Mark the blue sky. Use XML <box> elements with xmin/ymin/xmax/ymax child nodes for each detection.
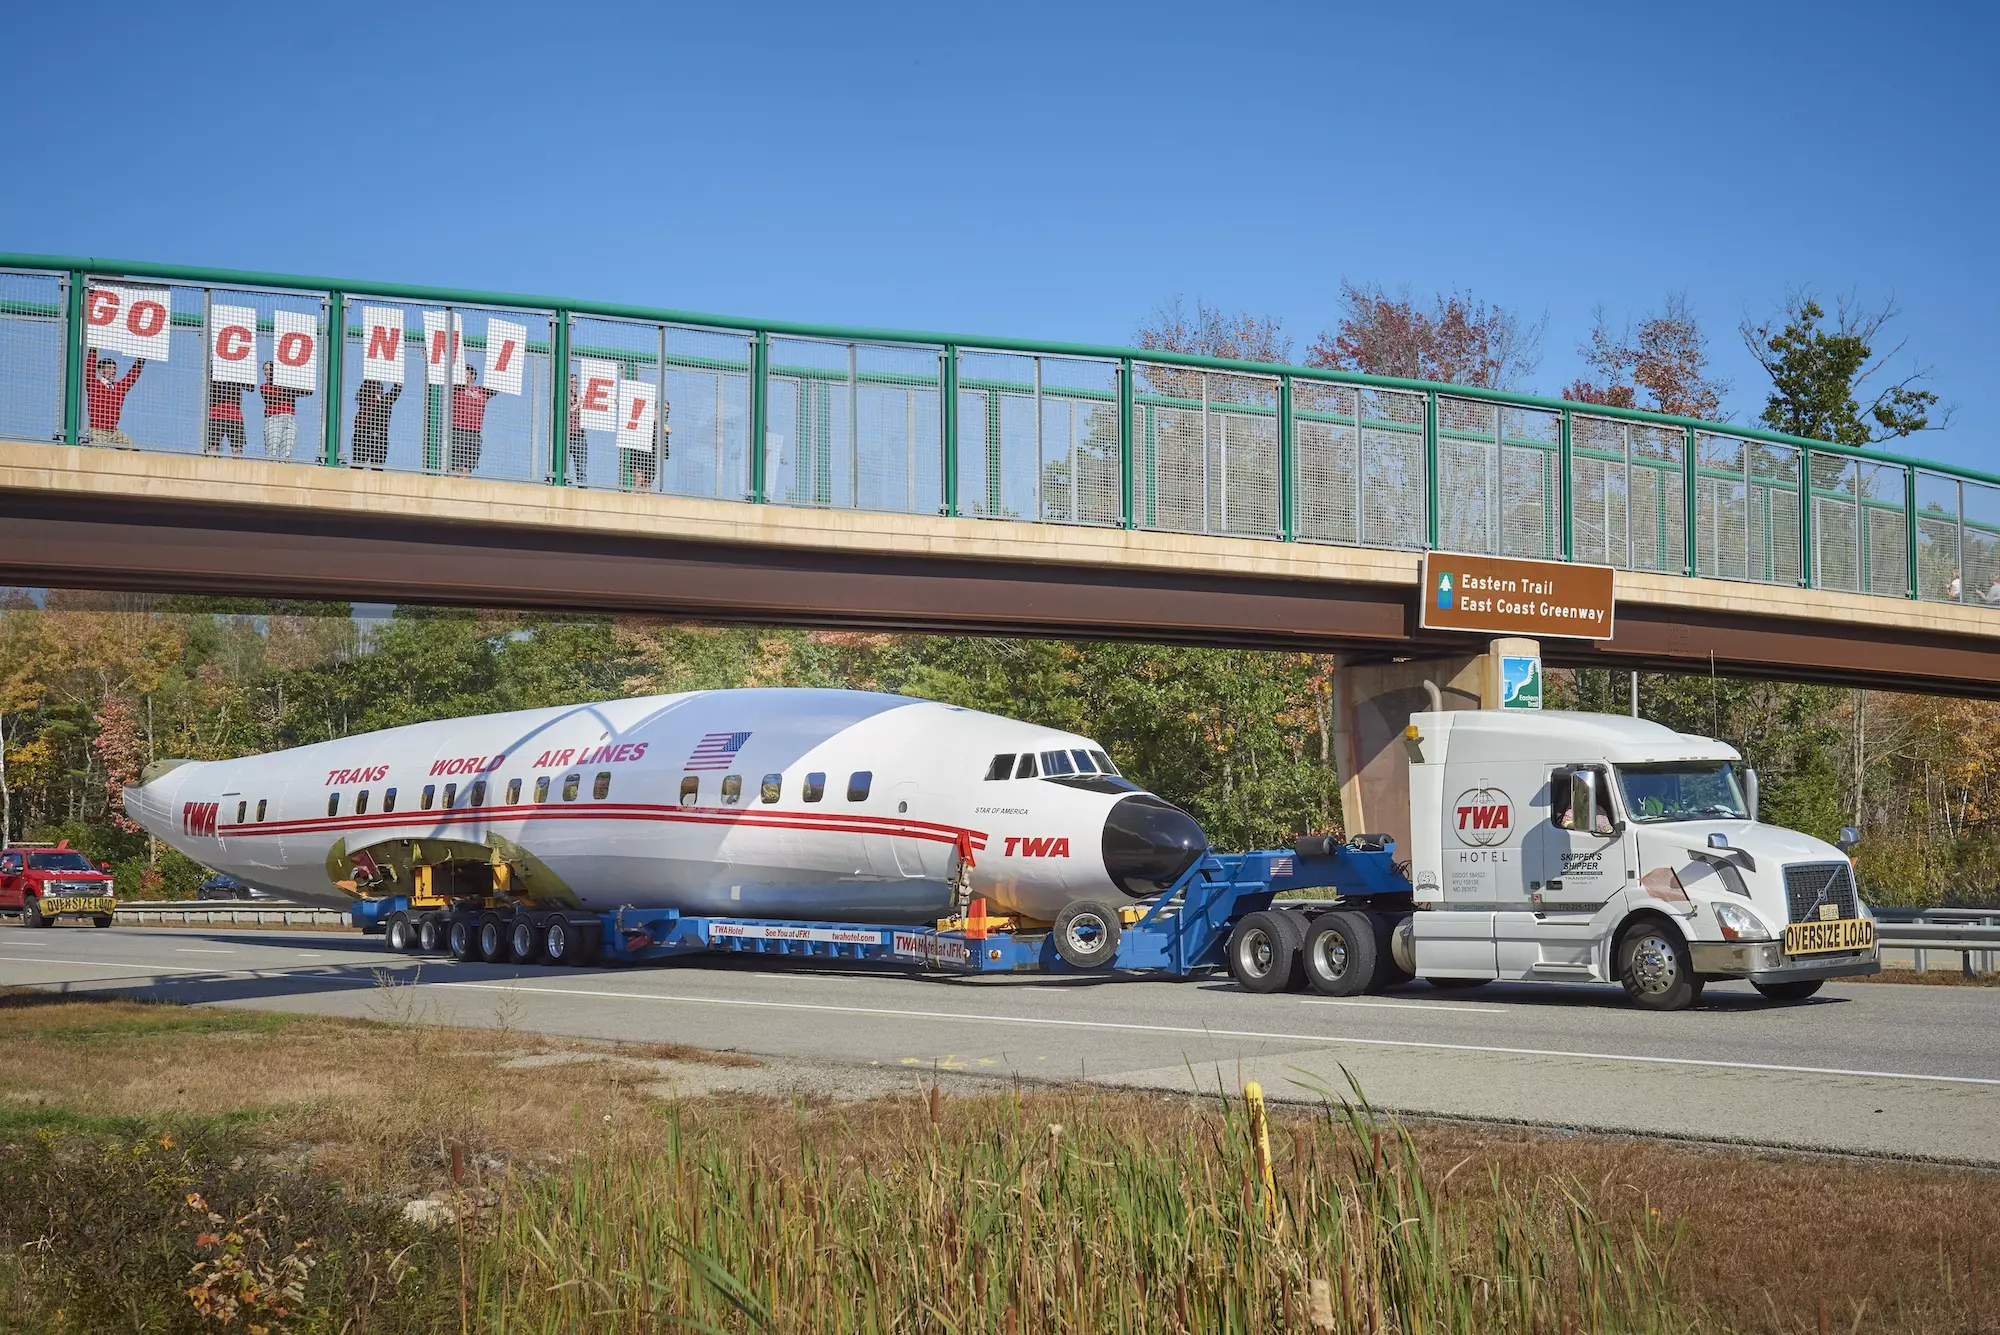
<box><xmin>2</xmin><ymin>1</ymin><xmax>1993</xmax><ymax>471</ymax></box>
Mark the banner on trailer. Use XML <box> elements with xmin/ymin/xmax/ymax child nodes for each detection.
<box><xmin>85</xmin><ymin>283</ymin><xmax>174</xmax><ymax>361</ymax></box>
<box><xmin>360</xmin><ymin>306</ymin><xmax>405</xmax><ymax>384</ymax></box>
<box><xmin>422</xmin><ymin>310</ymin><xmax>467</xmax><ymax>386</ymax></box>
<box><xmin>483</xmin><ymin>317</ymin><xmax>526</xmax><ymax>396</ymax></box>
<box><xmin>209</xmin><ymin>304</ymin><xmax>258</xmax><ymax>384</ymax></box>
<box><xmin>271</xmin><ymin>309</ymin><xmax>318</xmax><ymax>390</ymax></box>
<box><xmin>615</xmin><ymin>377</ymin><xmax>656</xmax><ymax>451</ymax></box>
<box><xmin>575</xmin><ymin>357</ymin><xmax>619</xmax><ymax>432</ymax></box>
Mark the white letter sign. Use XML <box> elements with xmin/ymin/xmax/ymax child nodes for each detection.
<box><xmin>423</xmin><ymin>310</ymin><xmax>466</xmax><ymax>386</ymax></box>
<box><xmin>576</xmin><ymin>357</ymin><xmax>619</xmax><ymax>431</ymax></box>
<box><xmin>482</xmin><ymin>317</ymin><xmax>525</xmax><ymax>396</ymax></box>
<box><xmin>85</xmin><ymin>283</ymin><xmax>174</xmax><ymax>361</ymax></box>
<box><xmin>361</xmin><ymin>306</ymin><xmax>405</xmax><ymax>384</ymax></box>
<box><xmin>209</xmin><ymin>304</ymin><xmax>258</xmax><ymax>384</ymax></box>
<box><xmin>615</xmin><ymin>378</ymin><xmax>656</xmax><ymax>452</ymax></box>
<box><xmin>271</xmin><ymin>309</ymin><xmax>318</xmax><ymax>390</ymax></box>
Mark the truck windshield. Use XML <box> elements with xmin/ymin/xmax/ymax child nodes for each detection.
<box><xmin>26</xmin><ymin>852</ymin><xmax>94</xmax><ymax>871</ymax></box>
<box><xmin>1616</xmin><ymin>762</ymin><xmax>1748</xmax><ymax>823</ymax></box>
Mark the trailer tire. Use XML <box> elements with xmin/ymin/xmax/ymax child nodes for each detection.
<box><xmin>1227</xmin><ymin>911</ymin><xmax>1304</xmax><ymax>993</ymax></box>
<box><xmin>1616</xmin><ymin>918</ymin><xmax>1703</xmax><ymax>1012</ymax></box>
<box><xmin>563</xmin><ymin>920</ymin><xmax>599</xmax><ymax>967</ymax></box>
<box><xmin>385</xmin><ymin>912</ymin><xmax>415</xmax><ymax>952</ymax></box>
<box><xmin>476</xmin><ymin>912</ymin><xmax>508</xmax><ymax>964</ymax></box>
<box><xmin>445</xmin><ymin>915</ymin><xmax>474</xmax><ymax>961</ymax></box>
<box><xmin>1052</xmin><ymin>900</ymin><xmax>1123</xmax><ymax>970</ymax></box>
<box><xmin>542</xmin><ymin>917</ymin><xmax>581</xmax><ymax>966</ymax></box>
<box><xmin>417</xmin><ymin>914</ymin><xmax>442</xmax><ymax>954</ymax></box>
<box><xmin>92</xmin><ymin>914</ymin><xmax>113</xmax><ymax>929</ymax></box>
<box><xmin>1752</xmin><ymin>979</ymin><xmax>1823</xmax><ymax>1004</ymax></box>
<box><xmin>1371</xmin><ymin>915</ymin><xmax>1414</xmax><ymax>990</ymax></box>
<box><xmin>507</xmin><ymin>915</ymin><xmax>541</xmax><ymax>965</ymax></box>
<box><xmin>1301</xmin><ymin>911</ymin><xmax>1378</xmax><ymax>997</ymax></box>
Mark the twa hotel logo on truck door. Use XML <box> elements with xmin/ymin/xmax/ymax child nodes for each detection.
<box><xmin>1453</xmin><ymin>788</ymin><xmax>1513</xmax><ymax>847</ymax></box>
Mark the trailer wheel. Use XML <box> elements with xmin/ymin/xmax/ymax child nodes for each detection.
<box><xmin>1227</xmin><ymin>911</ymin><xmax>1304</xmax><ymax>993</ymax></box>
<box><xmin>417</xmin><ymin>914</ymin><xmax>442</xmax><ymax>954</ymax></box>
<box><xmin>91</xmin><ymin>914</ymin><xmax>113</xmax><ymax>929</ymax></box>
<box><xmin>507</xmin><ymin>915</ymin><xmax>541</xmax><ymax>965</ymax></box>
<box><xmin>1616</xmin><ymin>919</ymin><xmax>1703</xmax><ymax>1012</ymax></box>
<box><xmin>1301</xmin><ymin>911</ymin><xmax>1378</xmax><ymax>997</ymax></box>
<box><xmin>1052</xmin><ymin>900</ymin><xmax>1123</xmax><ymax>970</ymax></box>
<box><xmin>542</xmin><ymin>917</ymin><xmax>579</xmax><ymax>966</ymax></box>
<box><xmin>476</xmin><ymin>912</ymin><xmax>508</xmax><ymax>964</ymax></box>
<box><xmin>1752</xmin><ymin>979</ymin><xmax>1823</xmax><ymax>1004</ymax></box>
<box><xmin>385</xmin><ymin>912</ymin><xmax>415</xmax><ymax>952</ymax></box>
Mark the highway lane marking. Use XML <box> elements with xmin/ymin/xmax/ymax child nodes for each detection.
<box><xmin>4</xmin><ymin>953</ymin><xmax>1999</xmax><ymax>1090</ymax></box>
<box><xmin>176</xmin><ymin>948</ymin><xmax>237</xmax><ymax>954</ymax></box>
<box><xmin>1301</xmin><ymin>998</ymin><xmax>1498</xmax><ymax>1014</ymax></box>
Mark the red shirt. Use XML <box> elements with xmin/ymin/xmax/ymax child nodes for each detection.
<box><xmin>451</xmin><ymin>383</ymin><xmax>498</xmax><ymax>431</ymax></box>
<box><xmin>260</xmin><ymin>378</ymin><xmax>308</xmax><ymax>416</ymax></box>
<box><xmin>84</xmin><ymin>349</ymin><xmax>143</xmax><ymax>430</ymax></box>
<box><xmin>208</xmin><ymin>382</ymin><xmax>247</xmax><ymax>422</ymax></box>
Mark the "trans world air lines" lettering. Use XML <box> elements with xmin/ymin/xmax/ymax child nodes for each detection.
<box><xmin>1004</xmin><ymin>836</ymin><xmax>1071</xmax><ymax>857</ymax></box>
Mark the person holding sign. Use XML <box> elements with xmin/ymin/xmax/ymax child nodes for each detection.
<box><xmin>205</xmin><ymin>378</ymin><xmax>250</xmax><ymax>456</ymax></box>
<box><xmin>351</xmin><ymin>379</ymin><xmax>401</xmax><ymax>470</ymax></box>
<box><xmin>564</xmin><ymin>373</ymin><xmax>590</xmax><ymax>486</ymax></box>
<box><xmin>84</xmin><ymin>350</ymin><xmax>145</xmax><ymax>445</ymax></box>
<box><xmin>448</xmin><ymin>364</ymin><xmax>499</xmax><ymax>475</ymax></box>
<box><xmin>258</xmin><ymin>360</ymin><xmax>313</xmax><ymax>462</ymax></box>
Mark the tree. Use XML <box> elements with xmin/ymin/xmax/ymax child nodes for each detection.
<box><xmin>1564</xmin><ymin>293</ymin><xmax>1728</xmax><ymax>420</ymax></box>
<box><xmin>1306</xmin><ymin>281</ymin><xmax>1544</xmax><ymax>388</ymax></box>
<box><xmin>1741</xmin><ymin>291</ymin><xmax>1949</xmax><ymax>446</ymax></box>
<box><xmin>1135</xmin><ymin>297</ymin><xmax>1291</xmax><ymax>363</ymax></box>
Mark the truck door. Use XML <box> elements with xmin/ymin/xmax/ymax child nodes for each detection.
<box><xmin>0</xmin><ymin>850</ymin><xmax>21</xmax><ymax>909</ymax></box>
<box><xmin>1529</xmin><ymin>766</ymin><xmax>1625</xmax><ymax>910</ymax></box>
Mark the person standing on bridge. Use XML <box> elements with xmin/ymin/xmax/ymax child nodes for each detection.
<box><xmin>350</xmin><ymin>377</ymin><xmax>401</xmax><ymax>469</ymax></box>
<box><xmin>258</xmin><ymin>359</ymin><xmax>312</xmax><ymax>462</ymax></box>
<box><xmin>83</xmin><ymin>349</ymin><xmax>144</xmax><ymax>445</ymax></box>
<box><xmin>204</xmin><ymin>374</ymin><xmax>249</xmax><ymax>457</ymax></box>
<box><xmin>623</xmin><ymin>394</ymin><xmax>667</xmax><ymax>492</ymax></box>
<box><xmin>564</xmin><ymin>372</ymin><xmax>589</xmax><ymax>485</ymax></box>
<box><xmin>449</xmin><ymin>364</ymin><xmax>499</xmax><ymax>475</ymax></box>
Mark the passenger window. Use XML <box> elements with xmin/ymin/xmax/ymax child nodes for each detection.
<box><xmin>1071</xmin><ymin>749</ymin><xmax>1095</xmax><ymax>774</ymax></box>
<box><xmin>722</xmin><ymin>774</ymin><xmax>743</xmax><ymax>805</ymax></box>
<box><xmin>443</xmin><ymin>783</ymin><xmax>457</xmax><ymax>809</ymax></box>
<box><xmin>1040</xmin><ymin>750</ymin><xmax>1075</xmax><ymax>776</ymax></box>
<box><xmin>848</xmin><ymin>771</ymin><xmax>872</xmax><ymax>802</ymax></box>
<box><xmin>1089</xmin><ymin>750</ymin><xmax>1118</xmax><ymax>777</ymax></box>
<box><xmin>594</xmin><ymin>772</ymin><xmax>611</xmax><ymax>800</ymax></box>
<box><xmin>679</xmin><ymin>775</ymin><xmax>698</xmax><ymax>806</ymax></box>
<box><xmin>803</xmin><ymin>772</ymin><xmax>826</xmax><ymax>803</ymax></box>
<box><xmin>255</xmin><ymin>799</ymin><xmax>267</xmax><ymax>821</ymax></box>
<box><xmin>383</xmin><ymin>788</ymin><xmax>397</xmax><ymax>813</ymax></box>
<box><xmin>469</xmin><ymin>780</ymin><xmax>485</xmax><ymax>807</ymax></box>
<box><xmin>506</xmin><ymin>778</ymin><xmax>521</xmax><ymax>805</ymax></box>
<box><xmin>421</xmin><ymin>784</ymin><xmax>435</xmax><ymax>811</ymax></box>
<box><xmin>562</xmin><ymin>774</ymin><xmax>580</xmax><ymax>801</ymax></box>
<box><xmin>534</xmin><ymin>776</ymin><xmax>550</xmax><ymax>803</ymax></box>
<box><xmin>356</xmin><ymin>790</ymin><xmax>370</xmax><ymax>815</ymax></box>
<box><xmin>986</xmin><ymin>753</ymin><xmax>1016</xmax><ymax>781</ymax></box>
<box><xmin>760</xmin><ymin>773</ymin><xmax>782</xmax><ymax>803</ymax></box>
<box><xmin>1014</xmin><ymin>754</ymin><xmax>1037</xmax><ymax>779</ymax></box>
<box><xmin>327</xmin><ymin>793</ymin><xmax>341</xmax><ymax>817</ymax></box>
<box><xmin>236</xmin><ymin>800</ymin><xmax>247</xmax><ymax>823</ymax></box>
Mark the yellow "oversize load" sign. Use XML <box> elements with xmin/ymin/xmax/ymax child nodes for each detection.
<box><xmin>1783</xmin><ymin>918</ymin><xmax>1874</xmax><ymax>956</ymax></box>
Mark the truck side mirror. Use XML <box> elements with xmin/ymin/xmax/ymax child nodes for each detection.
<box><xmin>1570</xmin><ymin>771</ymin><xmax>1595</xmax><ymax>834</ymax></box>
<box><xmin>1837</xmin><ymin>826</ymin><xmax>1860</xmax><ymax>854</ymax></box>
<box><xmin>1744</xmin><ymin>768</ymin><xmax>1759</xmax><ymax>822</ymax></box>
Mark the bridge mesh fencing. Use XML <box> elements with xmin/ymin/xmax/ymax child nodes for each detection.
<box><xmin>769</xmin><ymin>337</ymin><xmax>942</xmax><ymax>514</ymax></box>
<box><xmin>1131</xmin><ymin>363</ymin><xmax>1280</xmax><ymax>538</ymax></box>
<box><xmin>956</xmin><ymin>350</ymin><xmax>1121</xmax><ymax>525</ymax></box>
<box><xmin>0</xmin><ymin>270</ymin><xmax>65</xmax><ymax>444</ymax></box>
<box><xmin>1435</xmin><ymin>397</ymin><xmax>1561</xmax><ymax>559</ymax></box>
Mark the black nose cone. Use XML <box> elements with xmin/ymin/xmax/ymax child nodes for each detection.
<box><xmin>1102</xmin><ymin>794</ymin><xmax>1207</xmax><ymax>895</ymax></box>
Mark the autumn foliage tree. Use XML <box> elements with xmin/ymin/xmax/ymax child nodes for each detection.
<box><xmin>1562</xmin><ymin>293</ymin><xmax>1728</xmax><ymax>420</ymax></box>
<box><xmin>1306</xmin><ymin>281</ymin><xmax>1544</xmax><ymax>388</ymax></box>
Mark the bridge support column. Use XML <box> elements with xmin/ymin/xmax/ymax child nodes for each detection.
<box><xmin>1330</xmin><ymin>637</ymin><xmax>1539</xmax><ymax>856</ymax></box>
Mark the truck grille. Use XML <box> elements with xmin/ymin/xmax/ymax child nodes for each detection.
<box><xmin>50</xmin><ymin>881</ymin><xmax>101</xmax><ymax>895</ymax></box>
<box><xmin>1783</xmin><ymin>862</ymin><xmax>1857</xmax><ymax>923</ymax></box>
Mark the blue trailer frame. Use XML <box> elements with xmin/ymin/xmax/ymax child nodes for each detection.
<box><xmin>351</xmin><ymin>841</ymin><xmax>1411</xmax><ymax>978</ymax></box>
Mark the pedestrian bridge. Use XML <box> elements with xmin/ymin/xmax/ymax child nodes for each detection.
<box><xmin>2</xmin><ymin>254</ymin><xmax>1997</xmax><ymax>695</ymax></box>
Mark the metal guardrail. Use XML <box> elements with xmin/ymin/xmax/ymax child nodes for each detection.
<box><xmin>4</xmin><ymin>252</ymin><xmax>1998</xmax><ymax>607</ymax></box>
<box><xmin>1872</xmin><ymin>910</ymin><xmax>2000</xmax><ymax>975</ymax></box>
<box><xmin>114</xmin><ymin>904</ymin><xmax>350</xmax><ymax>928</ymax></box>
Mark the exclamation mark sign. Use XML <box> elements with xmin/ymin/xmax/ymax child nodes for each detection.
<box><xmin>626</xmin><ymin>394</ymin><xmax>647</xmax><ymax>432</ymax></box>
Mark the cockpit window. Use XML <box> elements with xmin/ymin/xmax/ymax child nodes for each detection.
<box><xmin>1014</xmin><ymin>754</ymin><xmax>1037</xmax><ymax>779</ymax></box>
<box><xmin>1070</xmin><ymin>749</ymin><xmax>1095</xmax><ymax>774</ymax></box>
<box><xmin>1090</xmin><ymin>750</ymin><xmax>1119</xmax><ymax>777</ymax></box>
<box><xmin>1040</xmin><ymin>750</ymin><xmax>1075</xmax><ymax>776</ymax></box>
<box><xmin>985</xmin><ymin>753</ymin><xmax>1015</xmax><ymax>781</ymax></box>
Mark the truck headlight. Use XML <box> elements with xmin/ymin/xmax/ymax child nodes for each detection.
<box><xmin>1712</xmin><ymin>901</ymin><xmax>1772</xmax><ymax>942</ymax></box>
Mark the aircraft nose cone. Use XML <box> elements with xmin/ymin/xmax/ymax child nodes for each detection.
<box><xmin>1101</xmin><ymin>795</ymin><xmax>1207</xmax><ymax>895</ymax></box>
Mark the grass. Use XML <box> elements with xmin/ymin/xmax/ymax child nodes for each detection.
<box><xmin>0</xmin><ymin>987</ymin><xmax>1994</xmax><ymax>1332</ymax></box>
<box><xmin>1851</xmin><ymin>967</ymin><xmax>2000</xmax><ymax>987</ymax></box>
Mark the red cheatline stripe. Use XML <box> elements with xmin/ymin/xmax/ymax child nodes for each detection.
<box><xmin>213</xmin><ymin>804</ymin><xmax>987</xmax><ymax>849</ymax></box>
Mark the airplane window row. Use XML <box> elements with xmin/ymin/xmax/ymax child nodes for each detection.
<box><xmin>983</xmin><ymin>749</ymin><xmax>1118</xmax><ymax>781</ymax></box>
<box><xmin>676</xmin><ymin>770</ymin><xmax>873</xmax><ymax>807</ymax></box>
<box><xmin>319</xmin><ymin>772</ymin><xmax>617</xmax><ymax>819</ymax></box>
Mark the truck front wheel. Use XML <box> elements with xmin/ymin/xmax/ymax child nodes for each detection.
<box><xmin>1301</xmin><ymin>911</ymin><xmax>1378</xmax><ymax>997</ymax></box>
<box><xmin>1617</xmin><ymin>920</ymin><xmax>1703</xmax><ymax>1011</ymax></box>
<box><xmin>91</xmin><ymin>914</ymin><xmax>113</xmax><ymax>929</ymax></box>
<box><xmin>21</xmin><ymin>896</ymin><xmax>48</xmax><ymax>929</ymax></box>
<box><xmin>1752</xmin><ymin>979</ymin><xmax>1823</xmax><ymax>1004</ymax></box>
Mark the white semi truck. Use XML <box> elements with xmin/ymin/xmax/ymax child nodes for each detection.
<box><xmin>1240</xmin><ymin>708</ymin><xmax>1880</xmax><ymax>1010</ymax></box>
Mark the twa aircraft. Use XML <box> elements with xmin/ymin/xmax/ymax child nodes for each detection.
<box><xmin>122</xmin><ymin>688</ymin><xmax>1208</xmax><ymax>925</ymax></box>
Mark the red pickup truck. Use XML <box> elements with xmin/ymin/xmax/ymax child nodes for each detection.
<box><xmin>0</xmin><ymin>842</ymin><xmax>116</xmax><ymax>927</ymax></box>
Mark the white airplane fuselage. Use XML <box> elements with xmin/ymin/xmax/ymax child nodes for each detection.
<box><xmin>123</xmin><ymin>688</ymin><xmax>1208</xmax><ymax>925</ymax></box>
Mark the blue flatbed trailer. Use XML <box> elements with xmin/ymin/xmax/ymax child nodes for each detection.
<box><xmin>350</xmin><ymin>841</ymin><xmax>1414</xmax><ymax>981</ymax></box>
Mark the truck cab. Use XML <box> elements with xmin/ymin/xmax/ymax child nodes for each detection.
<box><xmin>0</xmin><ymin>842</ymin><xmax>118</xmax><ymax>928</ymax></box>
<box><xmin>1403</xmin><ymin>710</ymin><xmax>1877</xmax><ymax>1009</ymax></box>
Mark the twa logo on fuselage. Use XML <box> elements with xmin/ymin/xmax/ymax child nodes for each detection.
<box><xmin>1452</xmin><ymin>788</ymin><xmax>1513</xmax><ymax>847</ymax></box>
<box><xmin>181</xmin><ymin>801</ymin><xmax>220</xmax><ymax>837</ymax></box>
<box><xmin>1004</xmin><ymin>836</ymin><xmax>1071</xmax><ymax>858</ymax></box>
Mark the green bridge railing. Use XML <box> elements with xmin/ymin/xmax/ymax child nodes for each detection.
<box><xmin>2</xmin><ymin>253</ymin><xmax>1995</xmax><ymax>609</ymax></box>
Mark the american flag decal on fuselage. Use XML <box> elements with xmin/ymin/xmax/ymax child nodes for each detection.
<box><xmin>684</xmin><ymin>731</ymin><xmax>751</xmax><ymax>771</ymax></box>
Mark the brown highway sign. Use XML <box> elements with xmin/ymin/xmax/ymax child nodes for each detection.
<box><xmin>1420</xmin><ymin>553</ymin><xmax>1615</xmax><ymax>640</ymax></box>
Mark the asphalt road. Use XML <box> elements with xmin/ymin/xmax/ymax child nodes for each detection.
<box><xmin>3</xmin><ymin>925</ymin><xmax>1998</xmax><ymax>1164</ymax></box>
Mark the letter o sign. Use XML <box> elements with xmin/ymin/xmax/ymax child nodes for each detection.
<box><xmin>277</xmin><ymin>331</ymin><xmax>312</xmax><ymax>366</ymax></box>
